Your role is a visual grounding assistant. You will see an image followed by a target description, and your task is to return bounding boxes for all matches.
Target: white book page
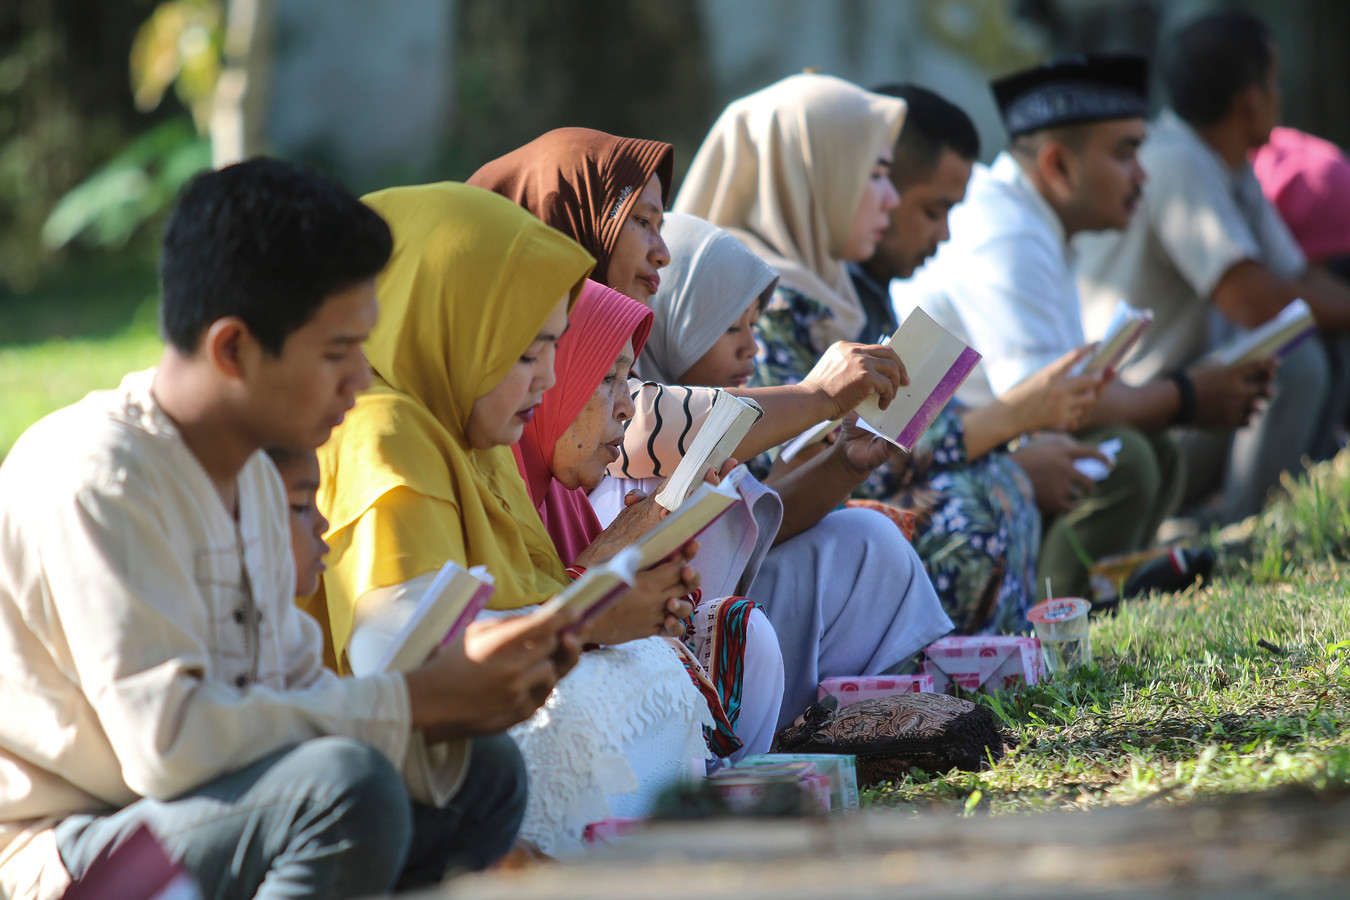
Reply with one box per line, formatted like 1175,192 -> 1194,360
854,308 -> 979,450
1211,298 -> 1315,365
637,471 -> 743,569
537,546 -> 641,625
348,561 -> 494,675
1072,300 -> 1153,375
778,418 -> 842,463
653,393 -> 762,510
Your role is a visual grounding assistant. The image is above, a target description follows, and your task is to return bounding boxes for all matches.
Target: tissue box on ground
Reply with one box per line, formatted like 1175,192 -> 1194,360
818,675 -> 934,709
582,817 -> 645,846
707,761 -> 831,814
922,635 -> 1045,694
734,753 -> 859,811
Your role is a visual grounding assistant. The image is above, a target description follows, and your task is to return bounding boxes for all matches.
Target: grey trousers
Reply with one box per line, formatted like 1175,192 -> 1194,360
55,734 -> 527,898
1178,337 -> 1330,522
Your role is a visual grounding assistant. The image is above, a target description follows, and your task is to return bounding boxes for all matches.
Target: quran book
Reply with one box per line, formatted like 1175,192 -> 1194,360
62,824 -> 203,900
1211,298 -> 1317,365
653,392 -> 764,511
777,418 -> 843,463
635,466 -> 746,569
349,561 -> 496,675
1073,300 -> 1153,375
854,308 -> 981,451
538,545 -> 642,628
542,469 -> 747,630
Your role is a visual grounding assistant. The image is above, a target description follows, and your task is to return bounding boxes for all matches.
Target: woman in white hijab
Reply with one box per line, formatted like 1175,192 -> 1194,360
675,73 -> 1044,638
634,212 -> 953,728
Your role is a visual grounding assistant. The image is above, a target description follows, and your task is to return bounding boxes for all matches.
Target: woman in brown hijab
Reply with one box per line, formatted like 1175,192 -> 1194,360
467,128 -> 905,467
469,128 -> 673,304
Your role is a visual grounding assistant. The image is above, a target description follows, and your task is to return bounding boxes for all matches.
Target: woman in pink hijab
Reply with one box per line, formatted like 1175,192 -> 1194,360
512,280 -> 784,764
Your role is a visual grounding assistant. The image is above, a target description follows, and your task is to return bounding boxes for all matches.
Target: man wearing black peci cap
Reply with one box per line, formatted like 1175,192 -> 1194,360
1077,11 -> 1350,525
893,54 -> 1264,599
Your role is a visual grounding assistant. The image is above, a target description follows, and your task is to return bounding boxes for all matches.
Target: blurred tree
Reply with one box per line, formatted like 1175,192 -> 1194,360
0,0 -> 157,290
446,0 -> 715,182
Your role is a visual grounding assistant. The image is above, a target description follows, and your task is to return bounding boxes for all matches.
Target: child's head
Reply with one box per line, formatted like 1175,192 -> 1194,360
678,289 -> 768,388
159,158 -> 393,450
265,446 -> 329,597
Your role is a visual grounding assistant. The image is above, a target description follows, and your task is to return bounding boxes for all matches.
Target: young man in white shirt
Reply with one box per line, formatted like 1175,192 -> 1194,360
1077,11 -> 1350,521
893,57 -> 1268,598
0,158 -> 580,899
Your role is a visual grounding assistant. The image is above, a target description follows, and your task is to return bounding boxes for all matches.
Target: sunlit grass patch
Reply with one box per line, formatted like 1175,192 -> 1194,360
868,459 -> 1350,816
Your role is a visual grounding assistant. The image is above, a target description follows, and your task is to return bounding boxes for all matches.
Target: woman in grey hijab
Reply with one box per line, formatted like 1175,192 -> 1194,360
634,212 -> 953,727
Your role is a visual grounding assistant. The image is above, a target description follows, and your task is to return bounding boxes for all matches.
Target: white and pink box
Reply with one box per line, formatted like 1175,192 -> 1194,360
818,675 -> 934,709
707,761 -> 832,814
582,817 -> 646,847
922,635 -> 1046,694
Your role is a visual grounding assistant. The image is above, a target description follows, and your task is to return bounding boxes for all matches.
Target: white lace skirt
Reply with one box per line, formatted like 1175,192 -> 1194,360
509,635 -> 711,858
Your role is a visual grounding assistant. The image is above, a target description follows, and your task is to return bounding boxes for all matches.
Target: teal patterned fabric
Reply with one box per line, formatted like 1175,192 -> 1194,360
751,286 -> 1042,635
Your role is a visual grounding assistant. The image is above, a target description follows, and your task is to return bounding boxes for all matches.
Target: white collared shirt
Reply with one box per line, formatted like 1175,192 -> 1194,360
892,151 -> 1086,404
1075,110 -> 1306,383
0,371 -> 415,900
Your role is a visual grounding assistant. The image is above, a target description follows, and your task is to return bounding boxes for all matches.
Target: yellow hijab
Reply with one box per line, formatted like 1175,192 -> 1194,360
673,73 -> 906,347
315,182 -> 595,662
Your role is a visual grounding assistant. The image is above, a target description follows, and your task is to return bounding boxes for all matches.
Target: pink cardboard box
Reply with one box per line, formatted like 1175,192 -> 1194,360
818,675 -> 934,708
582,817 -> 645,846
922,635 -> 1045,694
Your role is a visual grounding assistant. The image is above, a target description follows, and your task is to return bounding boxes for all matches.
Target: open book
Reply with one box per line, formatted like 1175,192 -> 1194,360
853,308 -> 981,451
1210,298 -> 1317,365
538,545 -> 641,630
778,417 -> 843,463
348,561 -> 496,675
63,824 -> 202,900
544,468 -> 749,627
1073,300 -> 1153,375
652,392 -> 763,511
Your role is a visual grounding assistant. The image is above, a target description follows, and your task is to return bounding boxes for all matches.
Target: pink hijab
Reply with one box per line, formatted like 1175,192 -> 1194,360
513,280 -> 653,565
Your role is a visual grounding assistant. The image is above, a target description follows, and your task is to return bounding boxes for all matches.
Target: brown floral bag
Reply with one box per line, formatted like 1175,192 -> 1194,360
774,693 -> 1005,785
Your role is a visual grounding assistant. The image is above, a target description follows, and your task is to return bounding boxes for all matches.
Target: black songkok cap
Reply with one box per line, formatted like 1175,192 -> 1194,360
993,54 -> 1149,138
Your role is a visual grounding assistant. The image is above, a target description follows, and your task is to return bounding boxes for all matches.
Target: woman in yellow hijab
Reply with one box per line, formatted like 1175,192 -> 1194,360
315,182 -> 713,858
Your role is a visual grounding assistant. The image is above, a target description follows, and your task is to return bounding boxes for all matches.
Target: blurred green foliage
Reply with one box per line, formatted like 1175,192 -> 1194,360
0,1 -> 219,294
41,119 -> 211,252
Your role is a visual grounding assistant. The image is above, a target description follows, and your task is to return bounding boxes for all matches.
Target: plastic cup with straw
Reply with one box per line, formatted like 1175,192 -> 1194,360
1028,578 -> 1092,673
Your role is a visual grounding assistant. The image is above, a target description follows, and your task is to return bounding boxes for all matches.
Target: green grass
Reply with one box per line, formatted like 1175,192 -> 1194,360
866,453 -> 1350,816
0,258 -> 163,457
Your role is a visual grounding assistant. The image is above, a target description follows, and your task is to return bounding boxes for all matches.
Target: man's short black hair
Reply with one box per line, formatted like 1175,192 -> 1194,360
871,84 -> 979,189
1162,10 -> 1275,128
159,157 -> 392,355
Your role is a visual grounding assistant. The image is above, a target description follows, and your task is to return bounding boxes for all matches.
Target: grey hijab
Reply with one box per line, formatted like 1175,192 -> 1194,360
635,212 -> 779,384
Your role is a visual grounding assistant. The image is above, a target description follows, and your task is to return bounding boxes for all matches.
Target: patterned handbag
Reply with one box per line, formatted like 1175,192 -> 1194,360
774,693 -> 1005,785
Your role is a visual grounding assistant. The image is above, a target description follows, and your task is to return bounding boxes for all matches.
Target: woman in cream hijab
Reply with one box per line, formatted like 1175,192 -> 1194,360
676,74 -> 1044,635
675,72 -> 906,348
315,182 -> 713,858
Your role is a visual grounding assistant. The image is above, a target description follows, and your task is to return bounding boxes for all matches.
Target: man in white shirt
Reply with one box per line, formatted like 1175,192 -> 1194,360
0,159 -> 580,899
895,56 -> 1267,598
1077,11 -> 1350,521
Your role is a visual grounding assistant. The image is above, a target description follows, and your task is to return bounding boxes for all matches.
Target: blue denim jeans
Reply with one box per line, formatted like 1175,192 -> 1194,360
55,734 -> 527,898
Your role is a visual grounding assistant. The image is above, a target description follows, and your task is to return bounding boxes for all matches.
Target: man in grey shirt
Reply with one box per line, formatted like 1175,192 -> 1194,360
1077,10 -> 1350,522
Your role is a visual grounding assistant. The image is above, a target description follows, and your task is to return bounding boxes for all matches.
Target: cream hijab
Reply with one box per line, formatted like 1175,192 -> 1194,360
316,182 -> 594,659
674,73 -> 907,347
636,212 -> 778,385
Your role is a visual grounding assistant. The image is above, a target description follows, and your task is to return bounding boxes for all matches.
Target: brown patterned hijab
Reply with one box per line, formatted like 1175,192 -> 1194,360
467,127 -> 674,284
